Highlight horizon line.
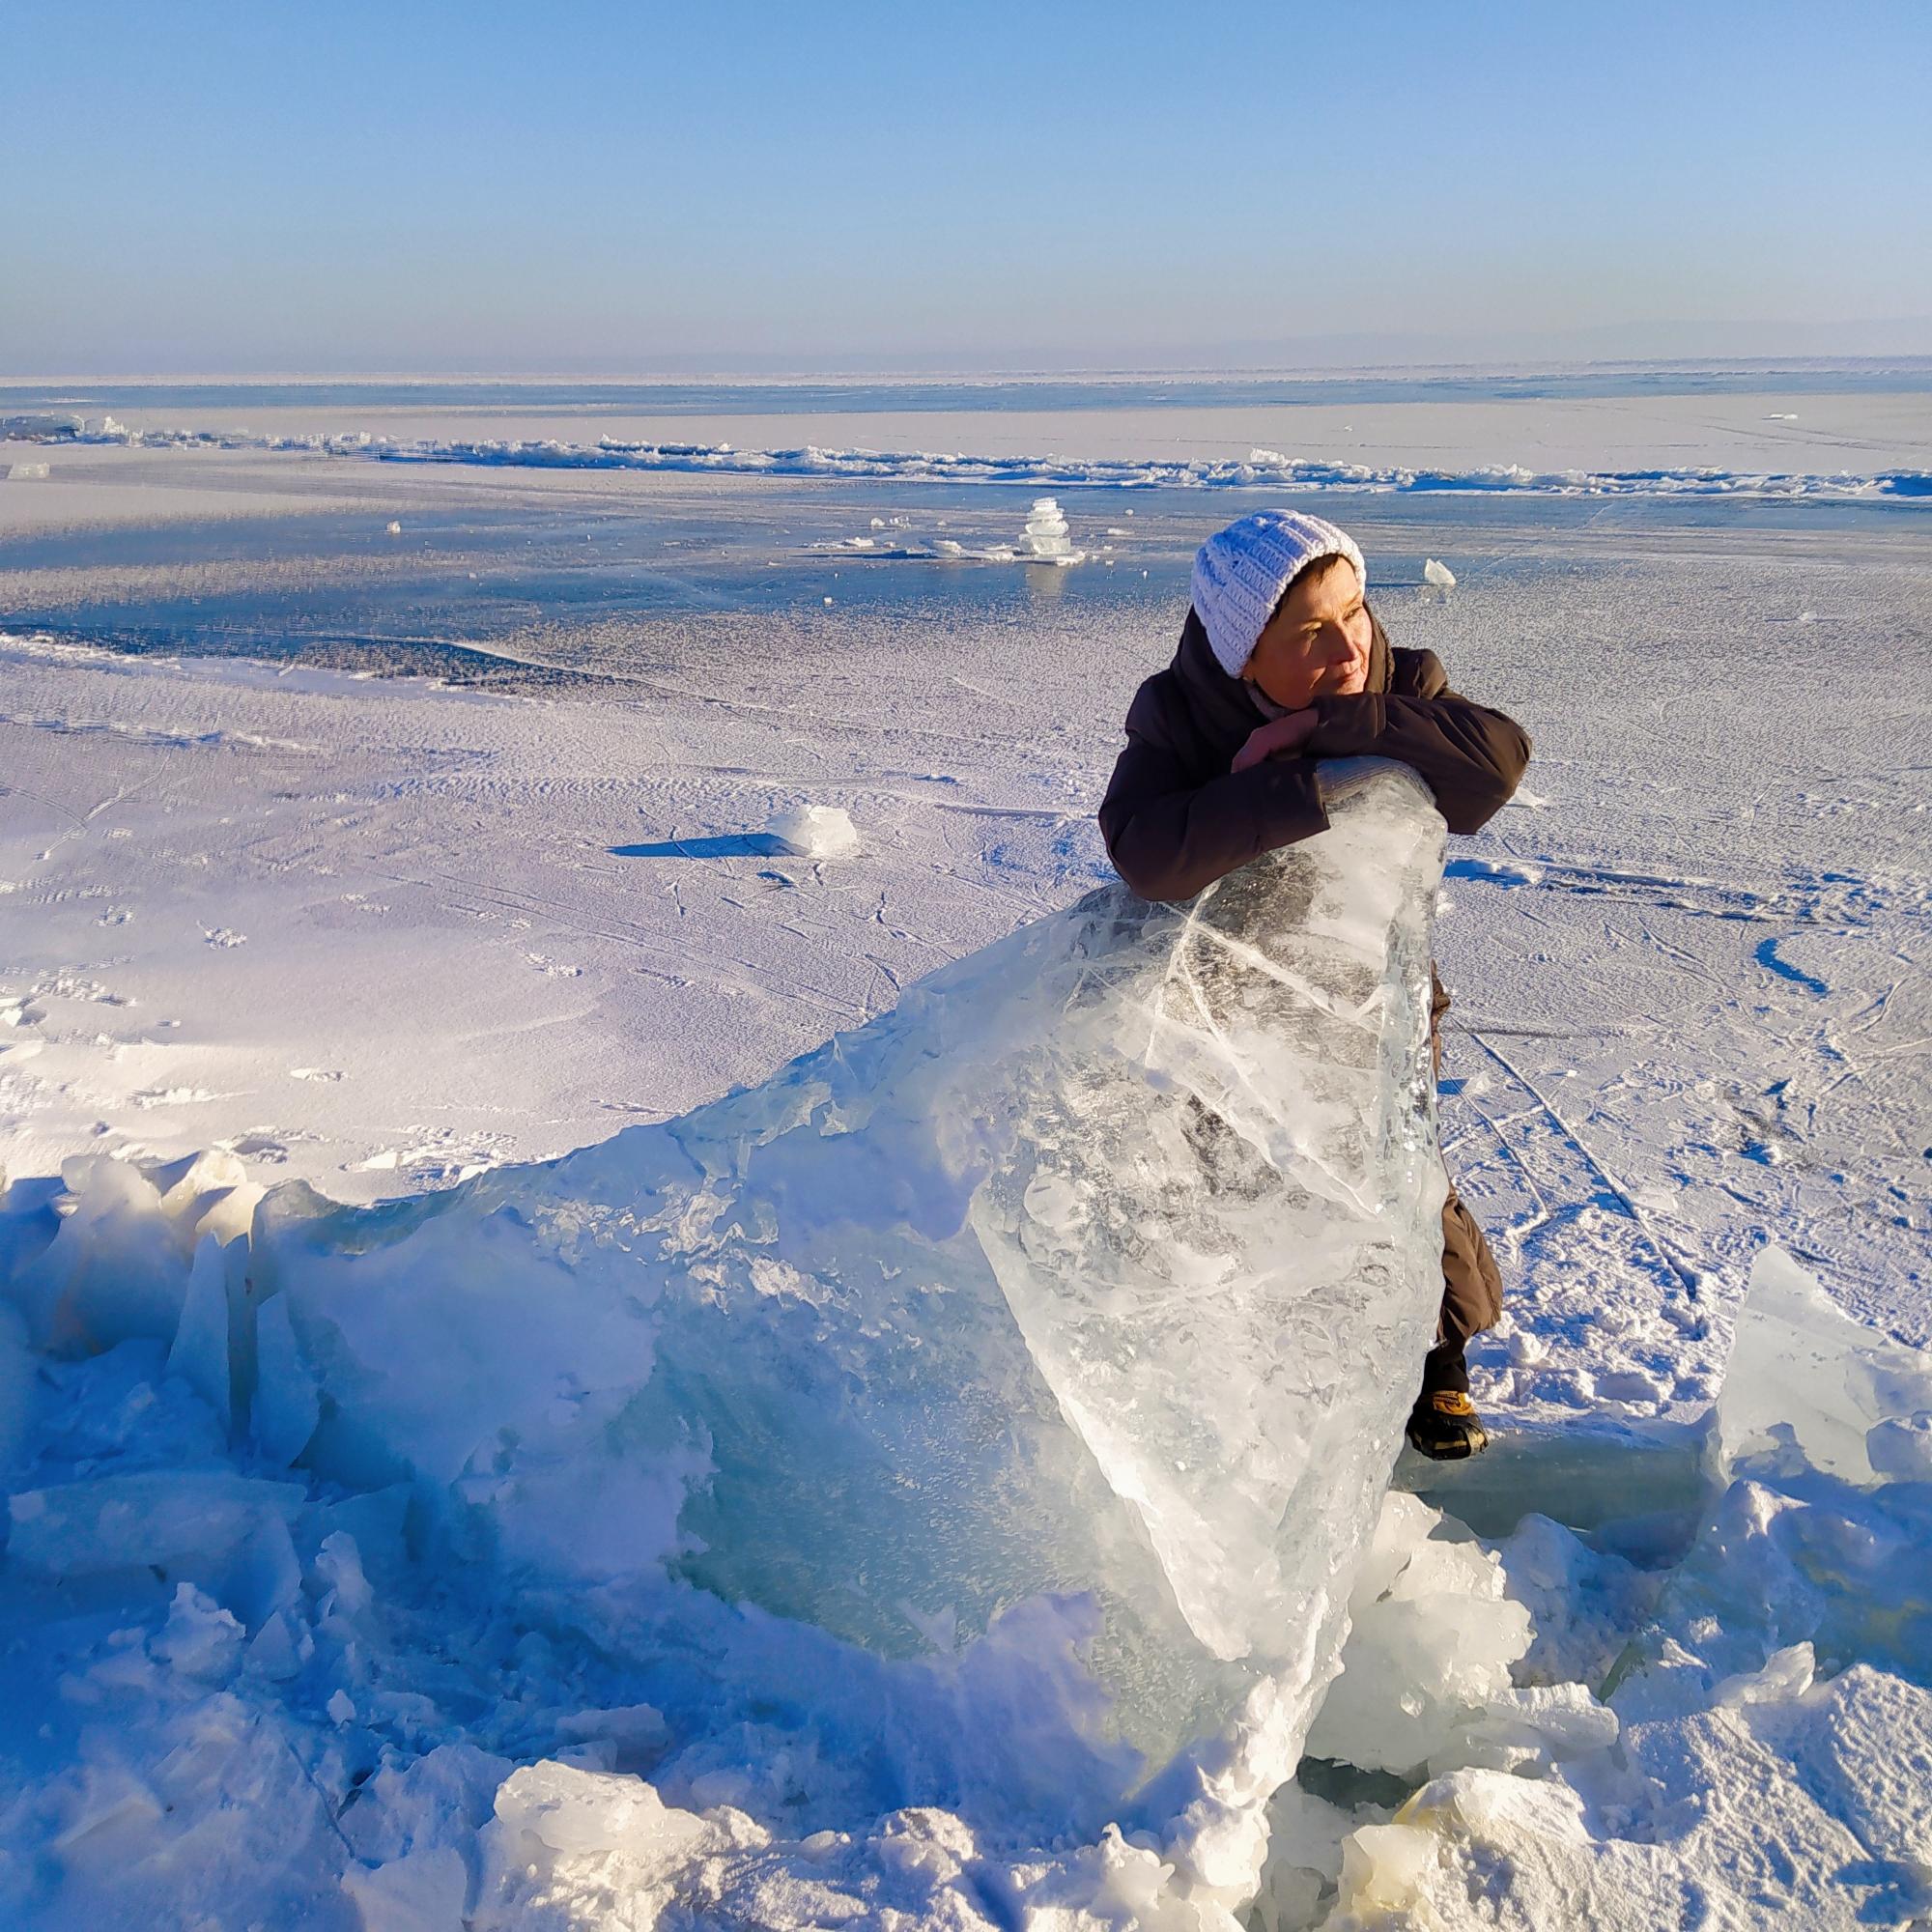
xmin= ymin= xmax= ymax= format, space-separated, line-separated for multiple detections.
xmin=8 ymin=350 xmax=1932 ymax=389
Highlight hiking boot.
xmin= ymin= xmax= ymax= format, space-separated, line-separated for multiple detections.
xmin=1406 ymin=1388 xmax=1490 ymax=1461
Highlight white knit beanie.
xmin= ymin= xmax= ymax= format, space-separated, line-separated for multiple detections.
xmin=1190 ymin=510 xmax=1367 ymax=678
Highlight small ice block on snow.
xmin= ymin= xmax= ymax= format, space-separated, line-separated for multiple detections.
xmin=763 ymin=804 xmax=860 ymax=859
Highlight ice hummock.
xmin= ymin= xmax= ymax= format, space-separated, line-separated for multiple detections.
xmin=1283 ymin=1246 xmax=1932 ymax=1930
xmin=1715 ymin=1244 xmax=1932 ymax=1488
xmin=236 ymin=762 xmax=1443 ymax=1852
xmin=0 ymin=760 xmax=1450 ymax=1919
xmin=54 ymin=414 xmax=1931 ymax=497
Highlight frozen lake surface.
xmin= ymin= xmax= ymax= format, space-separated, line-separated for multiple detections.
xmin=1 ymin=377 xmax=1929 ymax=1927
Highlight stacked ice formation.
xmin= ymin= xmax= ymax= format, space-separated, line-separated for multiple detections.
xmin=1016 ymin=496 xmax=1083 ymax=563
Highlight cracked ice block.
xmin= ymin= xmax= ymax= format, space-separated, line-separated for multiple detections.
xmin=256 ymin=760 xmax=1447 ymax=1813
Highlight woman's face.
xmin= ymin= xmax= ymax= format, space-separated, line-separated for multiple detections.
xmin=1241 ymin=556 xmax=1373 ymax=709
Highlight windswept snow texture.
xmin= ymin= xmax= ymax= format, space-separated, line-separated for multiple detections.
xmin=3 ymin=381 xmax=1928 ymax=1929
xmin=0 ymin=765 xmax=1448 ymax=1925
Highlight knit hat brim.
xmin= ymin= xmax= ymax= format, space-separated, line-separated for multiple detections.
xmin=1189 ymin=512 xmax=1367 ymax=678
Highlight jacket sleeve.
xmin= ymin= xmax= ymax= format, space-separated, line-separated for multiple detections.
xmin=1099 ymin=728 xmax=1330 ymax=902
xmin=1302 ymin=683 xmax=1531 ymax=835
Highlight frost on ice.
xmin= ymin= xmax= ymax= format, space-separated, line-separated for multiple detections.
xmin=5 ymin=765 xmax=1932 ymax=1929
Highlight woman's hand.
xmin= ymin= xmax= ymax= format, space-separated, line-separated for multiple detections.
xmin=1231 ymin=708 xmax=1318 ymax=774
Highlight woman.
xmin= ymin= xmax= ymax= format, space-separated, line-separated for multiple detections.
xmin=1098 ymin=510 xmax=1531 ymax=1460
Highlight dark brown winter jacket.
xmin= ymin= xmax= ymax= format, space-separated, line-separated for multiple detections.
xmin=1100 ymin=605 xmax=1526 ymax=1347
xmin=1099 ymin=607 xmax=1529 ymax=904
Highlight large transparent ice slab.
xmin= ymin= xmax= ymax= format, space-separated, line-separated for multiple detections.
xmin=244 ymin=759 xmax=1448 ymax=1841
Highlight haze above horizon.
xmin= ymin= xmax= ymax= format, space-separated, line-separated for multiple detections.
xmin=7 ymin=1 xmax=1930 ymax=376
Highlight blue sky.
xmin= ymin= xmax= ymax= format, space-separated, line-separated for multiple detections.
xmin=6 ymin=1 xmax=1930 ymax=373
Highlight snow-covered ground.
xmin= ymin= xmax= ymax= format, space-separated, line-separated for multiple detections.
xmin=2 ymin=400 xmax=1929 ymax=1928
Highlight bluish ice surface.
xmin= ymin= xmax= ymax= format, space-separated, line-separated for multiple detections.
xmin=4 ymin=478 xmax=1922 ymax=686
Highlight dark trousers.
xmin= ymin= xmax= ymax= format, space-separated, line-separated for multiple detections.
xmin=1428 ymin=972 xmax=1504 ymax=1395
xmin=1428 ymin=1188 xmax=1505 ymax=1393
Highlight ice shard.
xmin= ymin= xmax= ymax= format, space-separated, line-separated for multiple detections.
xmin=250 ymin=759 xmax=1447 ymax=1813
